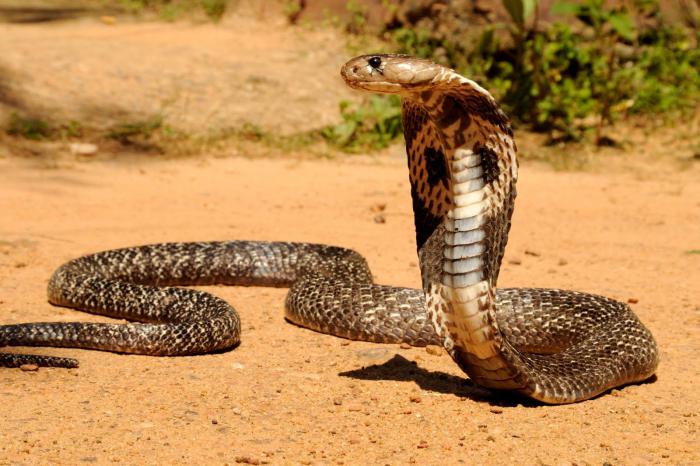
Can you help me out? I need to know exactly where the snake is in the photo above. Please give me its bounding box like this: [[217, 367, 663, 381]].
[[0, 54, 658, 404]]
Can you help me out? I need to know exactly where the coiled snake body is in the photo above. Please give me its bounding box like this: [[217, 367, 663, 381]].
[[0, 55, 658, 403]]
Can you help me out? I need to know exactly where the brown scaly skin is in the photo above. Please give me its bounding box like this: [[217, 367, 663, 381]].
[[342, 54, 658, 403], [0, 55, 658, 404]]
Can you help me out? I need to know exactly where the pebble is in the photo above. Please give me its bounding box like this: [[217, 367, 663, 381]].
[[508, 258, 522, 265], [20, 364, 38, 372], [69, 142, 98, 156], [370, 203, 386, 212], [558, 258, 568, 266], [524, 250, 541, 257], [409, 395, 421, 403], [627, 298, 639, 304], [425, 345, 443, 356], [399, 342, 411, 349], [489, 408, 503, 414], [373, 214, 386, 224], [231, 362, 245, 370], [232, 408, 242, 415], [235, 456, 260, 465], [417, 440, 429, 449], [333, 398, 343, 406]]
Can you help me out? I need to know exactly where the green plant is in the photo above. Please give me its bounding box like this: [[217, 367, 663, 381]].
[[6, 113, 52, 140], [345, 0, 369, 35], [107, 115, 164, 144], [119, 0, 227, 22], [321, 95, 403, 152], [391, 27, 438, 59], [346, 0, 698, 150], [467, 0, 700, 142], [200, 0, 226, 21], [284, 0, 303, 24], [59, 120, 84, 139]]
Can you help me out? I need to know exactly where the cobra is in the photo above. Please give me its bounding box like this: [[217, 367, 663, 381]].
[[0, 54, 658, 404]]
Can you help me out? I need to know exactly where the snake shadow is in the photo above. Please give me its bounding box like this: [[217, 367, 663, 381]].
[[339, 354, 659, 406], [338, 354, 537, 407]]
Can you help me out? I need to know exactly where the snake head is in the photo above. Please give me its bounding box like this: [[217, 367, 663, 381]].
[[341, 54, 443, 94]]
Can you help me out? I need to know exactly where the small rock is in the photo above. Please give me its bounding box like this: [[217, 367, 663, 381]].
[[508, 258, 522, 265], [232, 408, 242, 415], [417, 440, 429, 449], [399, 342, 411, 349], [340, 341, 350, 346], [425, 345, 443, 356], [370, 203, 386, 212], [211, 419, 218, 425], [489, 408, 503, 414], [409, 395, 421, 403], [231, 362, 245, 370], [333, 398, 343, 406], [69, 142, 98, 156], [20, 364, 38, 372], [558, 258, 568, 266], [524, 250, 541, 257], [235, 456, 260, 465], [486, 435, 495, 442], [373, 214, 386, 224], [627, 298, 639, 304]]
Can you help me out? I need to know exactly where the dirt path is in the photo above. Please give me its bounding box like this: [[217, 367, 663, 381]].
[[0, 10, 354, 134], [1, 153, 699, 465]]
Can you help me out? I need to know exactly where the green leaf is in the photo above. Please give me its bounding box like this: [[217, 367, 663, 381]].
[[551, 1, 580, 16], [502, 0, 536, 26], [608, 12, 635, 41], [688, 249, 700, 255]]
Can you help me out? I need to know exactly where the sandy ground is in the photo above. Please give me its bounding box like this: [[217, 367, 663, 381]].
[[1, 8, 700, 466], [1, 153, 699, 465]]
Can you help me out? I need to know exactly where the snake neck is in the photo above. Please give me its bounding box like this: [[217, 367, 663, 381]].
[[402, 71, 524, 391]]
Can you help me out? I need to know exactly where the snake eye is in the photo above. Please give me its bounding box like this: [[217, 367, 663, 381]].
[[368, 56, 382, 69]]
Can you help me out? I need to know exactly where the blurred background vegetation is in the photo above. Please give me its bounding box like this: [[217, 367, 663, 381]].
[[323, 0, 700, 150], [1, 0, 698, 156]]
